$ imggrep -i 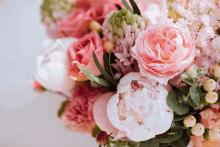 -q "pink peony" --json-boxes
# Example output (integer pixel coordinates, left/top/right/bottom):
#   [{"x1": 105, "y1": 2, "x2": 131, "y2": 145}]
[
  {"x1": 191, "y1": 136, "x2": 220, "y2": 147},
  {"x1": 132, "y1": 25, "x2": 195, "y2": 85},
  {"x1": 67, "y1": 31, "x2": 104, "y2": 81},
  {"x1": 93, "y1": 92, "x2": 119, "y2": 137},
  {"x1": 58, "y1": 0, "x2": 118, "y2": 38},
  {"x1": 107, "y1": 72, "x2": 173, "y2": 141},
  {"x1": 61, "y1": 82, "x2": 107, "y2": 135}
]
